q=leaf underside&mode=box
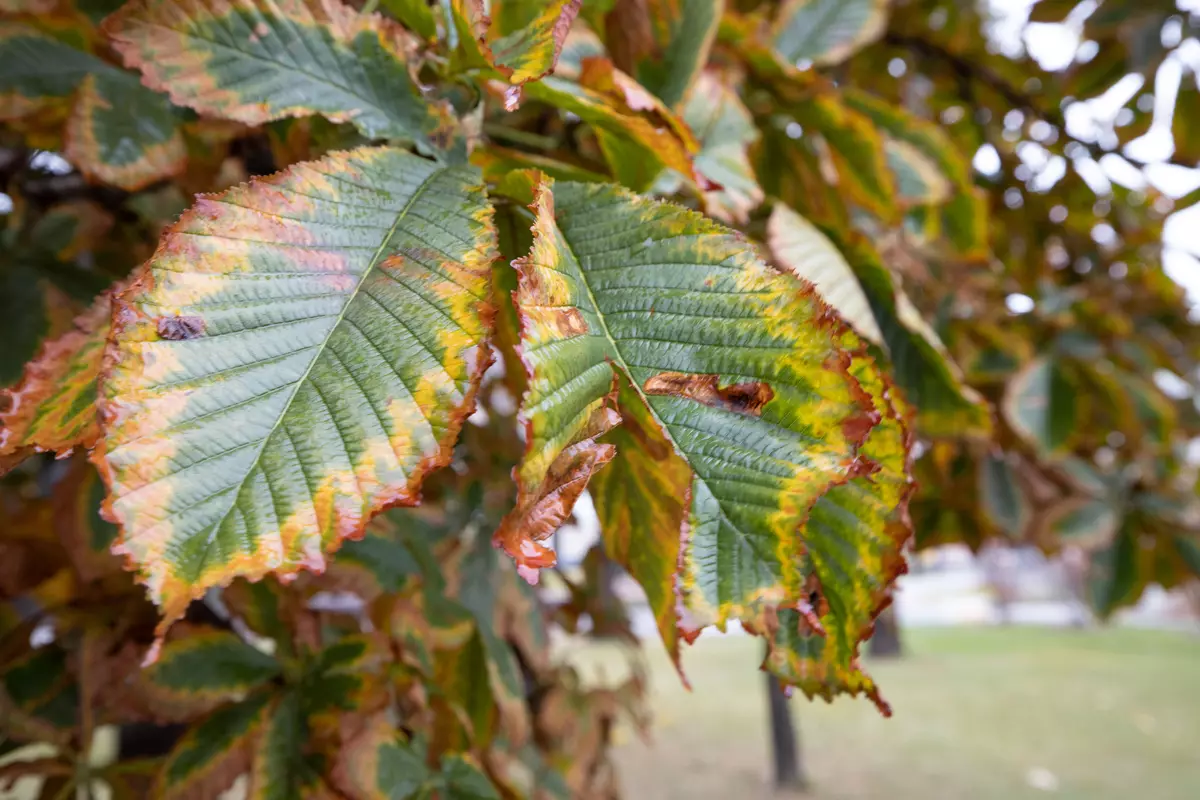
[95,146,497,633]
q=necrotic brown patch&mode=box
[155,315,205,340]
[642,371,774,416]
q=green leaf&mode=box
[842,90,989,259]
[158,691,273,800]
[95,147,497,633]
[499,178,913,704]
[381,0,439,40]
[771,0,889,67]
[1003,356,1080,457]
[1172,78,1199,163]
[247,691,303,800]
[1040,495,1120,550]
[66,70,186,191]
[1088,523,1140,618]
[104,0,451,148]
[0,22,101,120]
[886,139,952,208]
[610,0,723,107]
[978,452,1028,538]
[146,629,281,701]
[435,755,500,799]
[794,94,897,222]
[0,262,50,389]
[682,70,763,224]
[767,206,991,438]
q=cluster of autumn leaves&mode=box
[3,0,1200,798]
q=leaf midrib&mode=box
[187,165,442,581]
[558,221,786,596]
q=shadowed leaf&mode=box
[1003,356,1080,457]
[157,691,273,800]
[771,0,889,67]
[95,147,497,635]
[66,70,186,191]
[768,205,991,438]
[606,0,723,107]
[146,628,281,701]
[0,22,100,121]
[682,70,763,224]
[104,0,448,147]
[0,281,118,474]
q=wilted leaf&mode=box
[795,93,897,222]
[771,0,889,67]
[766,204,883,344]
[522,58,699,191]
[157,691,273,800]
[456,0,583,90]
[843,89,989,258]
[105,0,449,147]
[606,0,723,107]
[66,70,186,191]
[95,147,497,633]
[0,280,116,473]
[502,177,912,704]
[768,206,991,438]
[682,70,763,224]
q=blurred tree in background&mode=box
[2,0,1199,797]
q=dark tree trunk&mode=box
[868,605,903,658]
[765,670,807,791]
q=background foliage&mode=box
[2,0,1199,797]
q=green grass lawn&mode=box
[570,627,1200,800]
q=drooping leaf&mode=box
[65,70,186,191]
[1173,78,1200,164]
[605,0,724,107]
[765,204,883,344]
[1088,522,1141,618]
[762,368,912,711]
[501,177,913,704]
[157,691,273,800]
[1003,356,1080,457]
[842,89,990,259]
[522,58,699,191]
[95,147,497,633]
[455,0,583,90]
[104,0,450,148]
[681,70,763,224]
[767,205,991,438]
[0,279,116,473]
[145,628,281,703]
[978,452,1029,538]
[886,139,952,207]
[771,0,889,67]
[794,93,897,222]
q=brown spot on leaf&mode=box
[156,315,205,341]
[643,372,774,416]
